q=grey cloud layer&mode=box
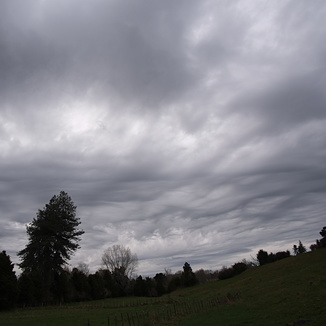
[0,0,325,275]
[0,0,202,110]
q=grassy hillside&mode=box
[1,248,325,326]
[168,248,326,326]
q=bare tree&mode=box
[102,244,138,278]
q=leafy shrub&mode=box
[218,266,236,280]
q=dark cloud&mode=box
[0,0,204,112]
[236,71,326,134]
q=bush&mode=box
[218,266,236,280]
[232,262,248,275]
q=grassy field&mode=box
[1,248,325,326]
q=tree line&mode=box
[0,253,200,308]
[1,191,325,309]
[0,192,200,308]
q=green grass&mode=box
[1,248,325,326]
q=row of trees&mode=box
[1,251,200,308]
[256,229,326,268]
[0,192,200,309]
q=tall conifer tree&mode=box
[18,191,84,277]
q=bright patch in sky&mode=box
[62,102,102,135]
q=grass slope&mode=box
[168,248,326,326]
[1,248,325,326]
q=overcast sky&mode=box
[1,0,325,276]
